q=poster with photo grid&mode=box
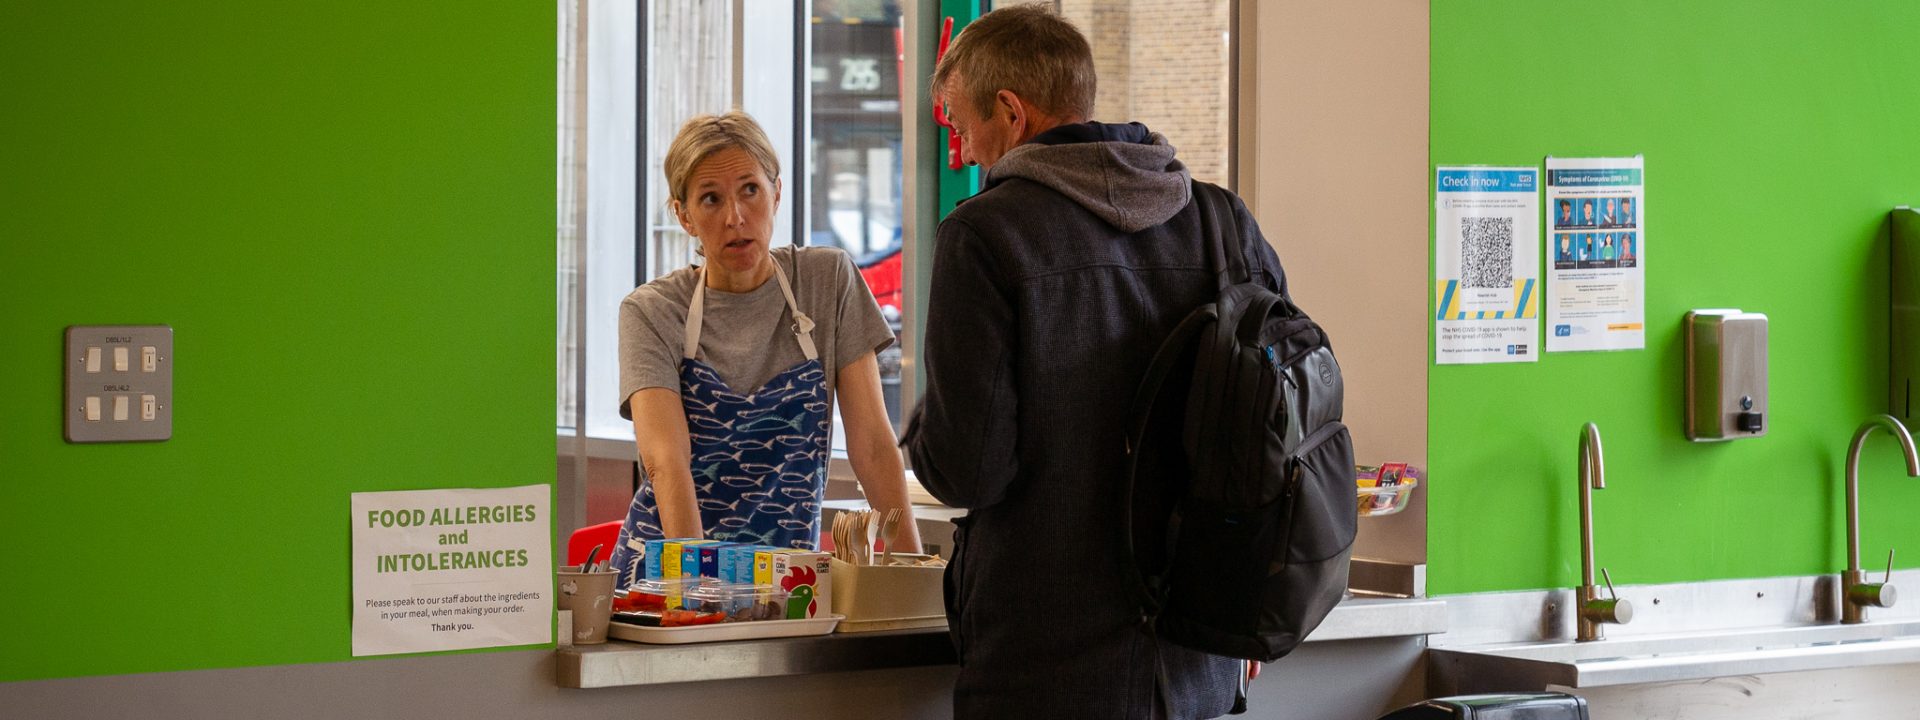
[1545,156,1645,352]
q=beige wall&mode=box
[1241,0,1430,563]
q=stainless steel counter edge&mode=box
[558,628,954,689]
[1430,569,1920,648]
[1309,597,1448,643]
[1429,621,1920,691]
[1426,571,1920,694]
[558,597,1447,689]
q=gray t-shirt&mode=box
[618,245,895,420]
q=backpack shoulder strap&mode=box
[1120,306,1213,615]
[1192,180,1251,288]
[1123,309,1213,459]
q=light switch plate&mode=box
[65,325,172,443]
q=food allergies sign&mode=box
[351,485,551,656]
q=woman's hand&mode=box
[836,352,922,553]
[630,387,704,539]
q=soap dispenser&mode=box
[1891,207,1920,422]
[1685,309,1768,441]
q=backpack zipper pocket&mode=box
[1294,420,1346,457]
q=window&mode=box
[562,0,1236,451]
[559,0,805,441]
[812,1,908,446]
[1017,0,1235,187]
[557,0,583,429]
[557,0,641,440]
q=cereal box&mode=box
[695,541,741,579]
[753,548,802,586]
[769,551,832,619]
[678,540,723,579]
[644,537,697,581]
[720,544,772,584]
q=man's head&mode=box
[1582,200,1595,222]
[1559,200,1572,221]
[1560,235,1571,252]
[932,5,1095,168]
[1621,197,1634,218]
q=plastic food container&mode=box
[1356,463,1422,517]
[615,576,710,613]
[683,583,789,622]
[658,607,729,627]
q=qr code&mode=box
[1459,217,1513,289]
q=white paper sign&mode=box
[1545,156,1645,352]
[351,484,552,656]
[1435,166,1541,364]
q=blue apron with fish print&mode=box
[609,261,831,587]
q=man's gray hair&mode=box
[932,4,1095,122]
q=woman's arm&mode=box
[629,387,703,539]
[836,352,922,553]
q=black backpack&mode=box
[1123,181,1357,663]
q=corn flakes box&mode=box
[769,551,832,619]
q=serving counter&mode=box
[556,595,1445,689]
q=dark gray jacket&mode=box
[905,124,1286,720]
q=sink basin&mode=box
[1430,620,1920,692]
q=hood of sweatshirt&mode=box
[983,122,1192,233]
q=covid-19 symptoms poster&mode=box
[1545,156,1645,352]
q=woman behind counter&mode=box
[608,111,920,587]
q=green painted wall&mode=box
[0,2,550,681]
[1429,1,1920,595]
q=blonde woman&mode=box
[606,111,919,587]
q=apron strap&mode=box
[683,258,820,362]
[770,260,819,362]
[684,272,708,360]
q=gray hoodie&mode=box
[987,130,1193,233]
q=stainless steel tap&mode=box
[1577,423,1632,641]
[1842,414,1920,624]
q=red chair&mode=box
[567,520,622,568]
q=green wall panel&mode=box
[1429,1,1920,595]
[0,2,551,680]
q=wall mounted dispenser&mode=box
[1892,207,1920,423]
[1685,309,1767,441]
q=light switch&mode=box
[66,325,171,443]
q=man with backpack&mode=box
[903,6,1353,719]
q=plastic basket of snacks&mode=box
[1356,463,1421,517]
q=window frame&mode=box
[561,0,1243,512]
